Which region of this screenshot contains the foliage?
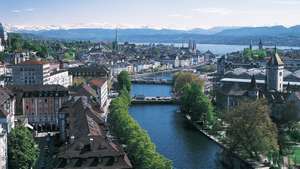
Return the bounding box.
[224,99,279,160]
[243,48,267,61]
[117,71,132,92]
[8,126,39,169]
[173,72,204,95]
[108,89,172,169]
[180,82,214,123]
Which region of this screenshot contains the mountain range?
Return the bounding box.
[14,25,300,46]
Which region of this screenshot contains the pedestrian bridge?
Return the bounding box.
[131,78,173,85]
[131,95,177,104]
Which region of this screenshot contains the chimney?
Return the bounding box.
[70,135,75,144]
[89,137,94,151]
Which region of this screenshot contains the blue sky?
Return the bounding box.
[1,0,300,29]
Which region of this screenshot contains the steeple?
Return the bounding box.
[249,75,257,90]
[249,40,253,51]
[112,27,119,51]
[266,46,284,92]
[258,39,263,50]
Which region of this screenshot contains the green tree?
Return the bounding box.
[173,72,204,95]
[224,99,278,160]
[180,82,214,123]
[117,71,131,91]
[8,127,39,169]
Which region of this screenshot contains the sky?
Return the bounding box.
[1,0,300,30]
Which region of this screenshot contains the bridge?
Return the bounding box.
[131,78,173,85]
[131,95,177,104]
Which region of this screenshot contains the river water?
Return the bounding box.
[129,77,223,169]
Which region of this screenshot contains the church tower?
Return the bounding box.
[266,47,284,92]
[112,28,119,52]
[258,39,263,50]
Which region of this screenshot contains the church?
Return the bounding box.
[216,48,300,118]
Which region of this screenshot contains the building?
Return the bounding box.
[12,60,51,85]
[216,48,293,111]
[0,23,7,51]
[56,98,132,169]
[6,52,30,65]
[48,70,72,88]
[259,39,263,50]
[68,65,110,85]
[266,48,284,92]
[9,85,68,131]
[0,87,15,133]
[89,79,108,108]
[0,125,7,169]
[12,60,72,87]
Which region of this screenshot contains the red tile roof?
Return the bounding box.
[19,60,47,65]
[89,79,107,88]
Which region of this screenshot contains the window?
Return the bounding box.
[279,72,283,76]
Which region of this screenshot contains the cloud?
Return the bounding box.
[193,8,232,15]
[272,0,300,5]
[11,8,35,13]
[168,14,193,19]
[11,10,21,13]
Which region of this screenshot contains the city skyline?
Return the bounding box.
[1,0,300,30]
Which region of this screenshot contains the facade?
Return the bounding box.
[48,70,72,88]
[56,98,132,169]
[0,87,15,133]
[9,85,68,131]
[68,65,110,85]
[12,60,72,87]
[12,60,51,85]
[89,79,108,108]
[0,125,7,169]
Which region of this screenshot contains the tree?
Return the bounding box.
[108,89,172,169]
[173,72,204,95]
[117,71,131,91]
[8,127,39,169]
[224,99,278,160]
[180,82,214,123]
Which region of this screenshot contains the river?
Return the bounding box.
[129,79,223,169]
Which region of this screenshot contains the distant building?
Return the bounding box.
[6,52,30,64]
[0,125,7,169]
[68,65,110,85]
[216,48,293,111]
[9,85,69,131]
[0,87,15,133]
[266,48,284,92]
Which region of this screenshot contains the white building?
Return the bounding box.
[48,70,72,88]
[12,60,72,87]
[89,79,108,108]
[0,125,7,169]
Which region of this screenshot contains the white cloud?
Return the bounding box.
[11,8,35,13]
[193,8,232,15]
[168,14,193,19]
[272,0,300,5]
[11,10,21,13]
[24,8,35,12]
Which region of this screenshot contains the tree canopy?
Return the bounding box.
[224,99,278,160]
[180,82,214,123]
[117,71,131,92]
[8,126,39,169]
[173,72,204,95]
